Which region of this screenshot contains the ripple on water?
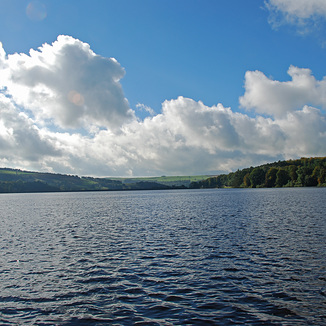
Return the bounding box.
[0,188,325,325]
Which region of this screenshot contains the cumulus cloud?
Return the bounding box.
[278,106,326,157]
[0,36,325,176]
[2,93,325,176]
[46,96,325,176]
[0,93,60,168]
[239,65,326,117]
[0,35,133,130]
[265,0,326,33]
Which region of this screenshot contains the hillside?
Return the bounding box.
[0,169,123,193]
[190,157,326,189]
[0,168,208,193]
[110,175,211,188]
[1,157,325,193]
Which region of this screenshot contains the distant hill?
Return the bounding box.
[1,157,325,193]
[0,168,208,193]
[0,169,124,193]
[110,175,211,188]
[190,157,326,189]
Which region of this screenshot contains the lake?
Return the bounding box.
[0,188,325,325]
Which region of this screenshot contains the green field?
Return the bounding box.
[109,175,211,187]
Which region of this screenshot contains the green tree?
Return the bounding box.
[249,168,265,188]
[276,169,290,187]
[243,173,251,187]
[265,167,278,187]
[288,165,298,183]
[228,169,249,188]
[318,168,326,185]
[296,167,313,186]
[304,167,318,186]
[304,176,317,186]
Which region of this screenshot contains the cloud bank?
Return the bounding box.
[0,36,325,176]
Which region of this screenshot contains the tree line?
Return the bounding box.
[190,157,326,189]
[1,157,325,193]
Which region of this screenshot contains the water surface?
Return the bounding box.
[0,188,325,325]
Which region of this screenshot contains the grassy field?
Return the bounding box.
[0,168,34,175]
[109,175,212,187]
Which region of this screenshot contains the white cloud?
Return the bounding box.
[278,106,326,156]
[0,94,60,167]
[266,0,326,19]
[239,66,326,117]
[136,103,155,116]
[1,91,325,176]
[60,96,325,176]
[0,35,134,130]
[265,0,326,32]
[0,37,325,176]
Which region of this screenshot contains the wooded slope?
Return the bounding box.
[190,157,326,189]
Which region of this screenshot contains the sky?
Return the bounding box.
[0,0,326,177]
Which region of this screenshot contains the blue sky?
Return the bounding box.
[0,0,326,176]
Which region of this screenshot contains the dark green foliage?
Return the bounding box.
[249,168,265,188]
[228,169,250,188]
[127,181,170,190]
[191,157,326,189]
[243,173,251,188]
[0,170,126,193]
[318,168,326,185]
[275,169,290,187]
[0,181,59,193]
[296,167,312,186]
[265,168,278,187]
[288,165,298,184]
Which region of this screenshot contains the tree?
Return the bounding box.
[318,168,326,185]
[303,167,318,187]
[228,169,249,188]
[249,168,265,188]
[276,169,290,187]
[265,167,278,187]
[304,175,318,187]
[243,173,251,187]
[296,166,313,186]
[288,165,298,183]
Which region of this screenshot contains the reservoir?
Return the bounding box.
[0,188,325,325]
